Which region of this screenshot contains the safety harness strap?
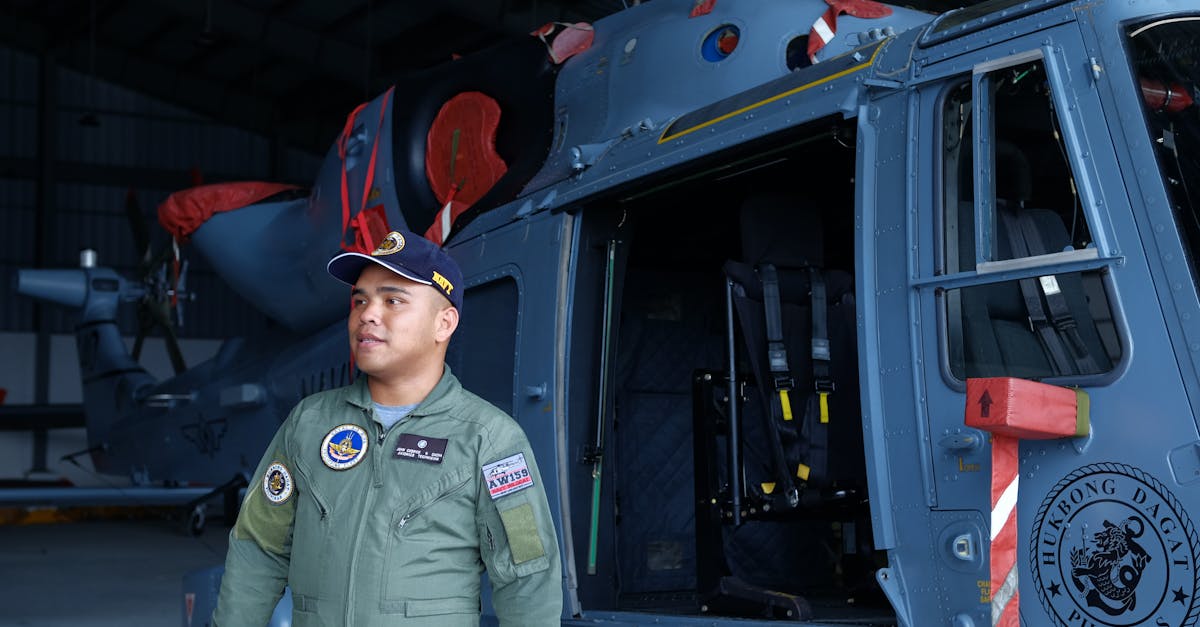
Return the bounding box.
[731,279,797,501]
[809,267,832,424]
[759,264,795,421]
[999,210,1076,376]
[1014,212,1099,374]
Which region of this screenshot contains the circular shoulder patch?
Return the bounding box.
[1030,463,1200,627]
[262,461,293,504]
[321,424,369,470]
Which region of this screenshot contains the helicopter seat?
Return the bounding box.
[689,195,866,618]
[722,194,864,509]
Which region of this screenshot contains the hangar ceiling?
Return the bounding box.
[2,0,971,157]
[2,0,627,155]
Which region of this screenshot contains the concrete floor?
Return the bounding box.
[0,517,230,627]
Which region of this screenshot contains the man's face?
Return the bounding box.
[348,264,456,384]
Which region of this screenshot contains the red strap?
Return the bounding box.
[338,88,394,252]
[338,102,367,246]
[690,0,717,17]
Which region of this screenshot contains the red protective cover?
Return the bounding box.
[158,182,301,241]
[965,377,1078,439]
[423,92,507,244]
[425,92,507,209]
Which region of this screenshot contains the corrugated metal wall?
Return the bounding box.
[0,45,324,339]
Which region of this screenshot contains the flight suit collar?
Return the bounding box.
[343,364,462,419]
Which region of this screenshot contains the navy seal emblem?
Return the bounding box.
[1031,463,1200,627]
[262,461,293,504]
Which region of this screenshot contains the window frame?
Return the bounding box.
[924,47,1127,383]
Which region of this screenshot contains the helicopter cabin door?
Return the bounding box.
[440,209,577,622]
[896,25,1200,627]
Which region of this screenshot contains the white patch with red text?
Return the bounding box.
[482,452,533,500]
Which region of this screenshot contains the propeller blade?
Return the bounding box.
[131,304,151,361]
[162,323,187,375]
[148,299,187,375]
[124,189,151,265]
[173,259,189,328]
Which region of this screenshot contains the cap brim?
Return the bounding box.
[326,252,433,287]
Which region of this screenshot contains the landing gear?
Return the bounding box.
[184,504,207,536]
[179,473,247,536]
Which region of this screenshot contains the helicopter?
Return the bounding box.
[16,0,1200,624]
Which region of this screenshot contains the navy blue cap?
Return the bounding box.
[327,230,463,311]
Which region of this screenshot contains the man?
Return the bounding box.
[213,229,562,626]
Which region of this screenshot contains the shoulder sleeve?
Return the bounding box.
[211,406,300,626]
[475,415,563,627]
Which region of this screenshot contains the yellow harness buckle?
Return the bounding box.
[818,391,830,424]
[796,463,811,481]
[779,389,793,421]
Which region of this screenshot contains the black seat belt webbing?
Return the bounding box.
[759,264,796,422]
[730,277,798,500]
[998,210,1076,375]
[1014,212,1100,374]
[808,267,833,424]
[759,264,810,486]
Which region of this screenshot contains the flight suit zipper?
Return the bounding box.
[291,462,329,520]
[345,407,380,626]
[397,475,472,529]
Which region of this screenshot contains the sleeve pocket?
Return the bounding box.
[499,502,546,564]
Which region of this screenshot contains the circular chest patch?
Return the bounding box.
[321,424,368,470]
[262,462,293,504]
[1030,463,1200,627]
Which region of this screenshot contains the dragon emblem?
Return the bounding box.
[1069,516,1152,616]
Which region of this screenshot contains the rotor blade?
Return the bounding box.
[124,188,151,264]
[147,245,173,277]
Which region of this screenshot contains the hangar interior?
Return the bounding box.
[0,0,627,488]
[0,0,978,625]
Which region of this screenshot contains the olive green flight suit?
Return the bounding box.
[212,367,562,626]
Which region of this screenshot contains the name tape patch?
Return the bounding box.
[482,452,533,500]
[394,434,448,463]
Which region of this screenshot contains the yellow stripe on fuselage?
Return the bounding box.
[657,43,886,144]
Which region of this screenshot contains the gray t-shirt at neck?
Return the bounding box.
[373,402,419,431]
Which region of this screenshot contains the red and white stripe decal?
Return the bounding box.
[808,8,838,62]
[990,434,1020,627]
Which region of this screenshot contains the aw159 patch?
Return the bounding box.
[483,452,533,500]
[263,461,293,504]
[321,424,368,470]
[394,434,448,463]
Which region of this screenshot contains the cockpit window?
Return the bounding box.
[940,58,1122,380]
[1126,17,1200,284]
